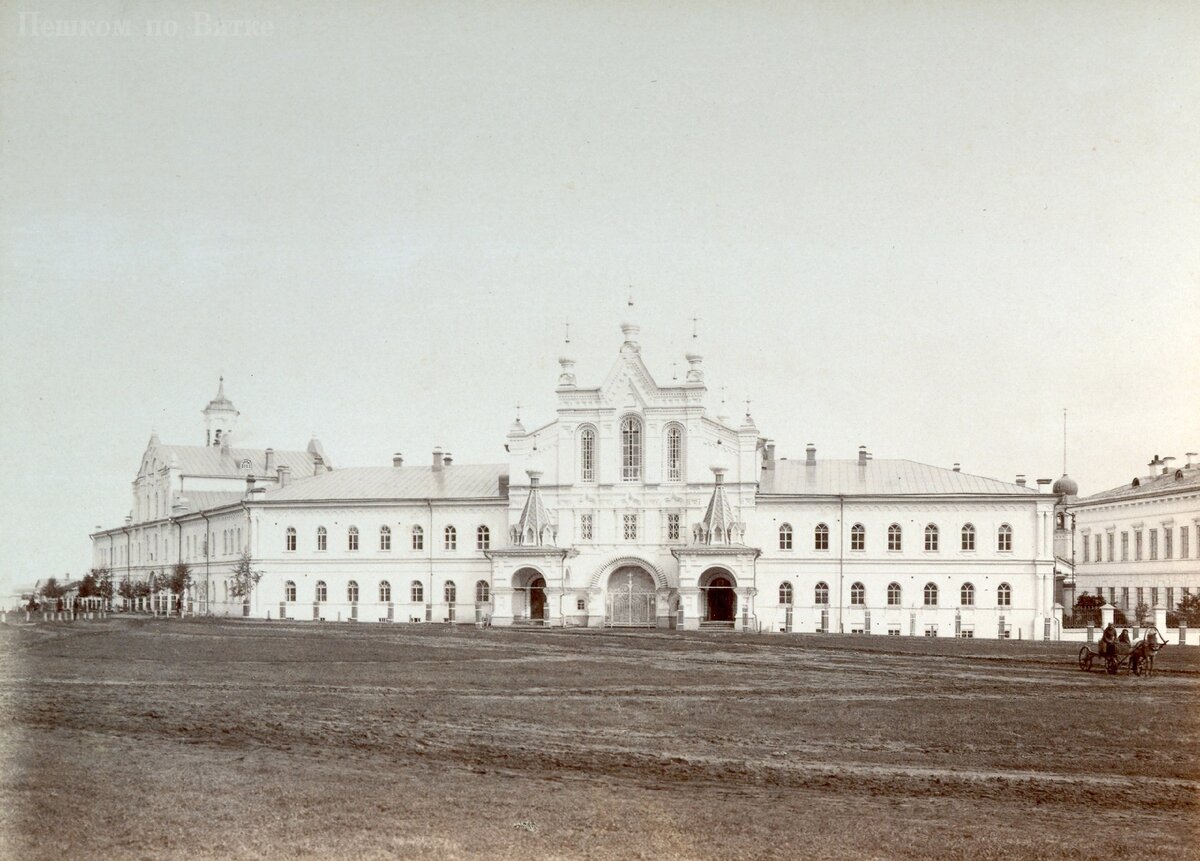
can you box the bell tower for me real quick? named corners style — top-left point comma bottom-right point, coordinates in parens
top-left (202, 376), bottom-right (239, 447)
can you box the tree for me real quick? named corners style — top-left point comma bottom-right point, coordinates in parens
top-left (40, 577), bottom-right (68, 601)
top-left (78, 572), bottom-right (99, 598)
top-left (1135, 602), bottom-right (1151, 626)
top-left (92, 568), bottom-right (114, 605)
top-left (1074, 592), bottom-right (1104, 610)
top-left (229, 551), bottom-right (263, 600)
top-left (1176, 593), bottom-right (1200, 627)
top-left (133, 580), bottom-right (151, 599)
top-left (167, 563), bottom-right (192, 615)
top-left (117, 577), bottom-right (135, 608)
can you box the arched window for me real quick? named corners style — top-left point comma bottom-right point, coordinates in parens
top-left (923, 582), bottom-right (938, 606)
top-left (924, 524), bottom-right (939, 551)
top-left (380, 525), bottom-right (391, 551)
top-left (317, 526), bottom-right (327, 551)
top-left (444, 525), bottom-right (457, 550)
top-left (315, 580), bottom-right (327, 603)
top-left (347, 580), bottom-right (359, 603)
top-left (665, 424), bottom-right (683, 482)
top-left (284, 580), bottom-right (296, 602)
top-left (961, 524), bottom-right (976, 551)
top-left (850, 582), bottom-right (865, 605)
top-left (411, 581), bottom-right (423, 603)
top-left (779, 523), bottom-right (793, 550)
top-left (779, 582), bottom-right (793, 605)
top-left (620, 416), bottom-right (642, 481)
top-left (960, 582), bottom-right (974, 606)
top-left (348, 526), bottom-right (359, 551)
top-left (412, 525), bottom-right (424, 550)
top-left (444, 581), bottom-right (457, 603)
top-left (579, 426), bottom-right (596, 482)
top-left (997, 583), bottom-right (1012, 606)
top-left (997, 524), bottom-right (1013, 552)
top-left (851, 524), bottom-right (865, 551)
top-left (476, 525), bottom-right (490, 550)
top-left (887, 524), bottom-right (902, 551)
top-left (814, 581), bottom-right (829, 605)
top-left (887, 582), bottom-right (901, 605)
top-left (814, 523), bottom-right (829, 551)
top-left (475, 580), bottom-right (490, 603)
top-left (379, 580), bottom-right (391, 602)
top-left (285, 527), bottom-right (296, 552)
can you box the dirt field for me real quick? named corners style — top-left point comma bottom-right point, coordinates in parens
top-left (1, 618), bottom-right (1198, 860)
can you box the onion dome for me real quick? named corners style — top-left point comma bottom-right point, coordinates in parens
top-left (1052, 474), bottom-right (1078, 497)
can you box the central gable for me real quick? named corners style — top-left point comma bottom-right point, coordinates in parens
top-left (599, 353), bottom-right (661, 409)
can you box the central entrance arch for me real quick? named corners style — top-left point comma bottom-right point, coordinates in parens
top-left (512, 567), bottom-right (547, 625)
top-left (699, 568), bottom-right (737, 624)
top-left (605, 565), bottom-right (657, 627)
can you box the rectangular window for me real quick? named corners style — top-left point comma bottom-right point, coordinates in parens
top-left (924, 625), bottom-right (938, 637)
top-left (1095, 534), bottom-right (1102, 562)
top-left (1106, 533), bottom-right (1114, 562)
top-left (667, 513), bottom-right (680, 541)
top-left (1165, 528), bottom-right (1173, 559)
top-left (1121, 586), bottom-right (1129, 608)
top-left (1083, 539), bottom-right (1090, 563)
top-left (1135, 530), bottom-right (1143, 561)
top-left (576, 598), bottom-right (586, 611)
top-left (887, 628), bottom-right (901, 636)
top-left (580, 513), bottom-right (593, 541)
top-left (1150, 587), bottom-right (1158, 608)
top-left (1136, 586), bottom-right (1144, 608)
top-left (1149, 529), bottom-right (1158, 560)
top-left (1182, 526), bottom-right (1190, 559)
top-left (623, 513), bottom-right (637, 541)
top-left (1121, 532), bottom-right (1129, 561)
top-left (1108, 586), bottom-right (1115, 605)
top-left (1166, 587), bottom-right (1174, 611)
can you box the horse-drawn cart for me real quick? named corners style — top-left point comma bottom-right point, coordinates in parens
top-left (1077, 627), bottom-right (1165, 676)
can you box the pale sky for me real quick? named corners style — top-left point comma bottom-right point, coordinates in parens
top-left (1, 1), bottom-right (1197, 597)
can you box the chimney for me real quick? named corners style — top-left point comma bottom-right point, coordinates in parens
top-left (277, 465), bottom-right (290, 487)
top-left (264, 448), bottom-right (275, 474)
top-left (442, 452), bottom-right (453, 466)
top-left (432, 447), bottom-right (444, 471)
top-left (124, 514), bottom-right (133, 526)
top-left (1036, 478), bottom-right (1052, 492)
top-left (865, 451), bottom-right (873, 461)
top-left (220, 432), bottom-right (230, 455)
top-left (953, 463), bottom-right (961, 472)
top-left (763, 441), bottom-right (775, 471)
top-left (1187, 452), bottom-right (1198, 469)
top-left (392, 452), bottom-right (404, 468)
top-left (858, 445), bottom-right (867, 466)
top-left (245, 475), bottom-right (256, 497)
top-left (1016, 475), bottom-right (1026, 486)
top-left (806, 443), bottom-right (816, 466)
top-left (498, 474), bottom-right (510, 497)
top-left (1161, 456), bottom-right (1175, 475)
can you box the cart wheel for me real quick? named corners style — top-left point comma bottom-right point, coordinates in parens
top-left (1078, 646), bottom-right (1093, 671)
top-left (1106, 655), bottom-right (1119, 675)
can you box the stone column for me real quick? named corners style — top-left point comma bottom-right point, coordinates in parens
top-left (1100, 602), bottom-right (1114, 628)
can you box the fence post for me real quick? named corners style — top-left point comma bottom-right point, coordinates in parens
top-left (1180, 622), bottom-right (1187, 646)
top-left (1086, 623), bottom-right (1094, 643)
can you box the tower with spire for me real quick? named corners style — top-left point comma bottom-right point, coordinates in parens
top-left (203, 377), bottom-right (239, 447)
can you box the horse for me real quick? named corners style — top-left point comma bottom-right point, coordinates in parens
top-left (1129, 629), bottom-right (1163, 677)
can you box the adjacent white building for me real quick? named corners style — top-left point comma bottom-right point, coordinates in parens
top-left (1060, 454), bottom-right (1200, 619)
top-left (91, 323), bottom-right (1062, 638)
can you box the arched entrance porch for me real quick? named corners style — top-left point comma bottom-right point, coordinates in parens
top-left (699, 568), bottom-right (737, 626)
top-left (512, 567), bottom-right (547, 625)
top-left (605, 565), bottom-right (657, 627)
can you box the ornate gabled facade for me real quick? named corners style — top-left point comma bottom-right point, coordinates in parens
top-left (92, 323), bottom-right (1063, 638)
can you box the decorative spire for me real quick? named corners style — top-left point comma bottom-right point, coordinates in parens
top-left (698, 467), bottom-right (742, 545)
top-left (514, 470), bottom-right (555, 546)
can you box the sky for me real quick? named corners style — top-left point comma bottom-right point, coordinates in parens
top-left (1, 1), bottom-right (1197, 597)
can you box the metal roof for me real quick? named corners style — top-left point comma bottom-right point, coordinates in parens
top-left (153, 445), bottom-right (318, 478)
top-left (263, 464), bottom-right (509, 502)
top-left (759, 459), bottom-right (1040, 497)
top-left (175, 491), bottom-right (245, 513)
top-left (1078, 466), bottom-right (1200, 504)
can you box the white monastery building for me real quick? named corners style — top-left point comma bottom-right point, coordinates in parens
top-left (92, 323), bottom-right (1066, 639)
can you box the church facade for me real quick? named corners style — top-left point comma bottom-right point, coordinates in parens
top-left (91, 323), bottom-right (1061, 638)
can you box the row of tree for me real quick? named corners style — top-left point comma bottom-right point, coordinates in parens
top-left (33, 552), bottom-right (264, 612)
top-left (1074, 591), bottom-right (1200, 626)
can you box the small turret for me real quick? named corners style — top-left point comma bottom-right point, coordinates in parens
top-left (202, 376), bottom-right (239, 447)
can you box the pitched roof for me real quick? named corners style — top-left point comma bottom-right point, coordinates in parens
top-left (262, 464), bottom-right (509, 502)
top-left (152, 445), bottom-right (318, 478)
top-left (759, 459), bottom-right (1039, 497)
top-left (174, 491), bottom-right (245, 514)
top-left (1077, 466), bottom-right (1200, 505)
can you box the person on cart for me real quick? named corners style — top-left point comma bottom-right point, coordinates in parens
top-left (1118, 628), bottom-right (1131, 647)
top-left (1100, 623), bottom-right (1118, 659)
